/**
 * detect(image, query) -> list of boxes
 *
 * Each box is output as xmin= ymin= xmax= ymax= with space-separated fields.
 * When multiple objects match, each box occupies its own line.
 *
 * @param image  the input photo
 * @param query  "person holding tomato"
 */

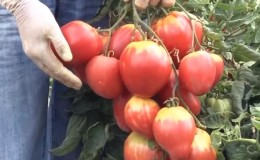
xmin=0 ymin=0 xmax=175 ymax=160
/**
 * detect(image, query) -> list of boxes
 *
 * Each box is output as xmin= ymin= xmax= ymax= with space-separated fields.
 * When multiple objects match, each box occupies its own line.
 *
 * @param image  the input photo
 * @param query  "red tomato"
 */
xmin=153 ymin=70 xmax=177 ymax=107
xmin=124 ymin=96 xmax=160 ymax=138
xmin=112 ymin=91 xmax=132 ymax=132
xmin=177 ymin=86 xmax=201 ymax=116
xmin=152 ymin=11 xmax=202 ymax=67
xmin=124 ymin=132 xmax=164 ymax=160
xmin=85 ymin=55 xmax=125 ymax=99
xmin=178 ymin=51 xmax=216 ymax=96
xmin=210 ymin=54 xmax=224 ymax=88
xmin=109 ymin=24 xmax=142 ymax=59
xmin=119 ymin=41 xmax=172 ymax=98
xmin=153 ymin=106 xmax=196 ymax=159
xmin=54 ymin=20 xmax=103 ymax=67
xmin=71 ymin=64 xmax=87 ymax=85
xmin=187 ymin=128 xmax=217 ymax=160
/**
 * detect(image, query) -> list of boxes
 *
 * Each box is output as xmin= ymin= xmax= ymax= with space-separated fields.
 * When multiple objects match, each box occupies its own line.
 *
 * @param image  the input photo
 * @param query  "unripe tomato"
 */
xmin=85 ymin=55 xmax=125 ymax=99
xmin=124 ymin=96 xmax=160 ymax=138
xmin=207 ymin=98 xmax=233 ymax=119
xmin=178 ymin=86 xmax=201 ymax=116
xmin=178 ymin=51 xmax=216 ymax=96
xmin=113 ymin=91 xmax=132 ymax=132
xmin=187 ymin=128 xmax=217 ymax=160
xmin=58 ymin=20 xmax=103 ymax=67
xmin=153 ymin=106 xmax=196 ymax=159
xmin=210 ymin=54 xmax=224 ymax=88
xmin=109 ymin=24 xmax=142 ymax=59
xmin=119 ymin=41 xmax=172 ymax=98
xmin=124 ymin=132 xmax=164 ymax=160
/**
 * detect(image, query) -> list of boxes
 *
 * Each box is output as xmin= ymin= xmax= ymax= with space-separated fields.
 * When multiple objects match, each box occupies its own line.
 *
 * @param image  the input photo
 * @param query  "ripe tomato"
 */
xmin=85 ymin=55 xmax=125 ymax=99
xmin=153 ymin=70 xmax=177 ymax=107
xmin=153 ymin=106 xmax=196 ymax=159
xmin=71 ymin=64 xmax=87 ymax=85
xmin=177 ymin=86 xmax=201 ymax=116
xmin=178 ymin=51 xmax=216 ymax=96
xmin=152 ymin=11 xmax=202 ymax=66
xmin=124 ymin=132 xmax=164 ymax=160
xmin=210 ymin=54 xmax=224 ymax=88
xmin=109 ymin=24 xmax=142 ymax=59
xmin=55 ymin=20 xmax=103 ymax=67
xmin=124 ymin=96 xmax=160 ymax=138
xmin=112 ymin=91 xmax=132 ymax=132
xmin=187 ymin=128 xmax=217 ymax=160
xmin=119 ymin=40 xmax=172 ymax=98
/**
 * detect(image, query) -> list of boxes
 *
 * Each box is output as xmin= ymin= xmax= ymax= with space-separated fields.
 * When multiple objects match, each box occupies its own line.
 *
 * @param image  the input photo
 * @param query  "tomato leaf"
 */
xmin=237 ymin=66 xmax=258 ymax=85
xmin=50 ymin=114 xmax=87 ymax=156
xmin=250 ymin=105 xmax=260 ymax=117
xmin=251 ymin=117 xmax=260 ymax=130
xmin=78 ymin=122 xmax=108 ymax=160
xmin=210 ymin=130 xmax=223 ymax=150
xmin=231 ymin=81 xmax=252 ymax=115
xmin=232 ymin=44 xmax=260 ymax=62
xmin=223 ymin=139 xmax=260 ymax=160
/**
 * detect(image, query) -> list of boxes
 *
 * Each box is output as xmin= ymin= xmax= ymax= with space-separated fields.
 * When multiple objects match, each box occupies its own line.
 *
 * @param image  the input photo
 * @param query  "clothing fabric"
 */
xmin=0 ymin=0 xmax=105 ymax=160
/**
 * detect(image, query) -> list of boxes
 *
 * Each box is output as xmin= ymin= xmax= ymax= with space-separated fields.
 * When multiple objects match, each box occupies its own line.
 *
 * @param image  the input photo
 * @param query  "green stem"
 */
xmin=102 ymin=4 xmax=129 ymax=56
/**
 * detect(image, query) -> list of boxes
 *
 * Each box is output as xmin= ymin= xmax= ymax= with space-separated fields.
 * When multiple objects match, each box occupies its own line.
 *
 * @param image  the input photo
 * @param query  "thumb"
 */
xmin=48 ymin=24 xmax=73 ymax=62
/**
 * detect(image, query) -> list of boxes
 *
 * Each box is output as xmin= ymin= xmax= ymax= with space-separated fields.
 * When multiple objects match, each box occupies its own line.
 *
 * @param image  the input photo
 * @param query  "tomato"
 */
xmin=53 ymin=20 xmax=103 ymax=67
xmin=187 ymin=128 xmax=217 ymax=160
xmin=178 ymin=51 xmax=216 ymax=96
xmin=85 ymin=55 xmax=125 ymax=99
xmin=124 ymin=96 xmax=160 ymax=138
xmin=71 ymin=64 xmax=87 ymax=85
xmin=152 ymin=11 xmax=203 ymax=67
xmin=153 ymin=106 xmax=196 ymax=159
xmin=109 ymin=24 xmax=142 ymax=59
xmin=124 ymin=132 xmax=164 ymax=160
xmin=153 ymin=70 xmax=177 ymax=107
xmin=119 ymin=40 xmax=172 ymax=98
xmin=112 ymin=91 xmax=132 ymax=132
xmin=178 ymin=86 xmax=201 ymax=116
xmin=210 ymin=54 xmax=224 ymax=88
xmin=207 ymin=98 xmax=233 ymax=119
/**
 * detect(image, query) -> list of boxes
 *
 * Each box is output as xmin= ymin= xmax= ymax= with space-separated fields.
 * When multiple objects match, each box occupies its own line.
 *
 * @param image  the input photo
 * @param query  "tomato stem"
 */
xmin=102 ymin=4 xmax=130 ymax=56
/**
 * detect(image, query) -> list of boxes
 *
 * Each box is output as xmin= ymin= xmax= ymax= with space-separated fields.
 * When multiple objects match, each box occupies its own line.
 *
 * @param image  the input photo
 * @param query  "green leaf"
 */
xmin=186 ymin=0 xmax=210 ymax=5
xmin=232 ymin=44 xmax=260 ymax=62
xmin=250 ymin=106 xmax=260 ymax=117
xmin=237 ymin=66 xmax=258 ymax=85
xmin=251 ymin=117 xmax=260 ymax=130
xmin=231 ymin=81 xmax=252 ymax=115
xmin=50 ymin=114 xmax=87 ymax=156
xmin=210 ymin=130 xmax=223 ymax=149
xmin=79 ymin=122 xmax=108 ymax=160
xmin=224 ymin=139 xmax=260 ymax=160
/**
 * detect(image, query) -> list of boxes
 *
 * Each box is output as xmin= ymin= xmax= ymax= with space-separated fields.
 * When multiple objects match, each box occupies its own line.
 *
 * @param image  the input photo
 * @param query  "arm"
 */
xmin=0 ymin=0 xmax=82 ymax=90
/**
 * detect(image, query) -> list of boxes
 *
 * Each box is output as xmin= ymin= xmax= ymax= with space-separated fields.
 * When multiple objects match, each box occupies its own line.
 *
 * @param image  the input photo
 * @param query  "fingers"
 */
xmin=161 ymin=0 xmax=176 ymax=8
xmin=31 ymin=45 xmax=82 ymax=90
xmin=125 ymin=0 xmax=175 ymax=8
xmin=149 ymin=0 xmax=160 ymax=6
xmin=135 ymin=0 xmax=149 ymax=9
xmin=46 ymin=17 xmax=73 ymax=62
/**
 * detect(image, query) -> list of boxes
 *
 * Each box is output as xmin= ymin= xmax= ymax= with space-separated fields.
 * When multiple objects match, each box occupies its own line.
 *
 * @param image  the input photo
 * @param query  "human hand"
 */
xmin=124 ymin=0 xmax=176 ymax=9
xmin=1 ymin=0 xmax=82 ymax=90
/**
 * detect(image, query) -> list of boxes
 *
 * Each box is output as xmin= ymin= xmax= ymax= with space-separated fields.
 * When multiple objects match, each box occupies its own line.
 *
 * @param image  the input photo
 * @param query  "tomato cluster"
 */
xmin=51 ymin=10 xmax=224 ymax=160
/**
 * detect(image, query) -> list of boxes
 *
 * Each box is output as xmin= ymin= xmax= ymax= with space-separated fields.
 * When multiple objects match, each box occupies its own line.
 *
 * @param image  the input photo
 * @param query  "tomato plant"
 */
xmin=124 ymin=96 xmax=160 ymax=138
xmin=153 ymin=106 xmax=196 ymax=159
xmin=119 ymin=40 xmax=172 ymax=98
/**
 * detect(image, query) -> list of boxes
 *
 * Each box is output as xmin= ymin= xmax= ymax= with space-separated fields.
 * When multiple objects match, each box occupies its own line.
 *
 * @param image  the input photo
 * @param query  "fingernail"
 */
xmin=62 ymin=48 xmax=73 ymax=61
